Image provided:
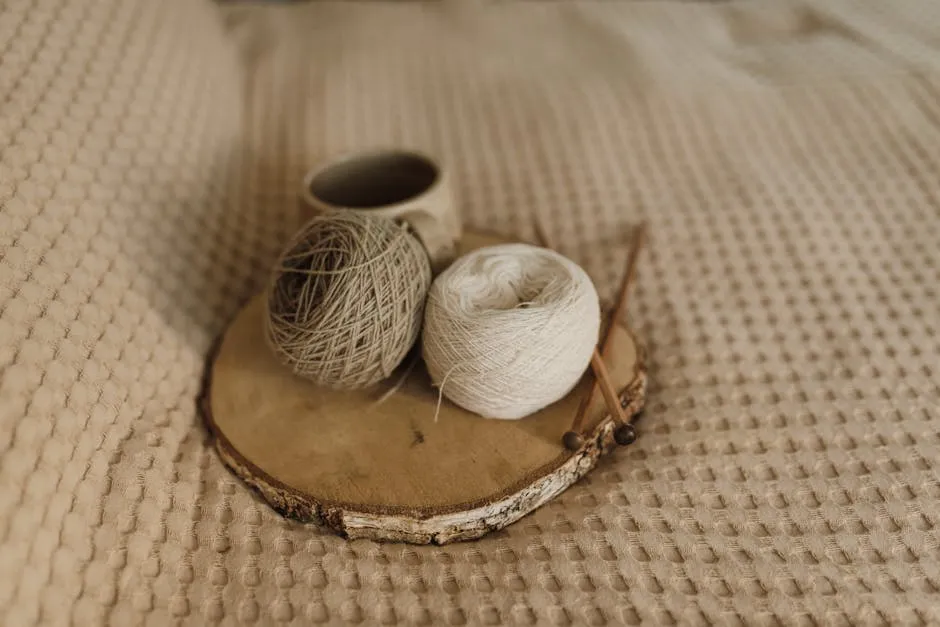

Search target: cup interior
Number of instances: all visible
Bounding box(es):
[307,151,439,209]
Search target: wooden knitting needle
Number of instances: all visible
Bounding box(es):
[531,220,632,448]
[563,222,646,450]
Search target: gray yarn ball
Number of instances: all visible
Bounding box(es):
[265,213,431,389]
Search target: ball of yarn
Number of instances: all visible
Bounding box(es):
[422,243,601,420]
[265,213,431,389]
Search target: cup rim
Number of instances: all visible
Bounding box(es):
[300,148,443,211]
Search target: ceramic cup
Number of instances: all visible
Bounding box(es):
[301,149,461,271]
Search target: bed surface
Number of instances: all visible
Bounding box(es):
[2,0,939,624]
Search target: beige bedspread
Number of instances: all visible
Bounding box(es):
[2,0,939,624]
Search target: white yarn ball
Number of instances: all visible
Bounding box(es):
[422,243,601,420]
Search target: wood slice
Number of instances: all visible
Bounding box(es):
[201,231,647,544]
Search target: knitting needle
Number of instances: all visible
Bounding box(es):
[531,220,632,449]
[563,222,646,450]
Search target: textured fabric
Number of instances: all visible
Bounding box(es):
[3,0,940,624]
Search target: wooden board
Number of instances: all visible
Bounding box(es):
[200,231,647,544]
